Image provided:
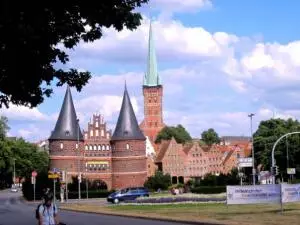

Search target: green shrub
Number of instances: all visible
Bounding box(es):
[190,186,226,194]
[144,170,171,190]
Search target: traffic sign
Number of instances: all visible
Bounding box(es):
[32,171,37,177]
[48,174,59,179]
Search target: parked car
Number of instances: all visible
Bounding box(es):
[107,187,149,204]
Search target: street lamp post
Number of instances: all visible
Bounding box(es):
[248,113,256,185]
[77,118,81,200]
[13,158,16,186]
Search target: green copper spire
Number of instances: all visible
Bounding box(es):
[144,21,161,86]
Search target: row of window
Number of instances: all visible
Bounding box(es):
[84,130,110,139]
[85,164,109,171]
[85,145,110,151]
[58,143,131,151]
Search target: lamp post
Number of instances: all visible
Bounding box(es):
[13,158,16,186]
[248,113,256,185]
[77,118,81,200]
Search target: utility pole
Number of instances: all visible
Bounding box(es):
[13,158,16,186]
[248,113,256,185]
[77,118,81,200]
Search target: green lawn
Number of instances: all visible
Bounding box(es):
[61,202,300,225]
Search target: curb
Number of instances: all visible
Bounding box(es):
[60,207,224,225]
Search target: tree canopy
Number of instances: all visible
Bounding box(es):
[201,128,220,145]
[0,116,49,189]
[155,125,192,144]
[0,1,148,108]
[253,118,300,179]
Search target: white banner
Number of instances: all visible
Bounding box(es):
[281,183,300,203]
[227,185,281,205]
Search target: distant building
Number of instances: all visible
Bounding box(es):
[155,138,251,184]
[220,136,251,145]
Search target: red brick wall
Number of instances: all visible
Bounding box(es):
[49,140,84,173]
[140,86,165,145]
[112,173,147,190]
[110,139,147,190]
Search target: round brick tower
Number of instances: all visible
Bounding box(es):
[110,84,147,190]
[48,86,84,181]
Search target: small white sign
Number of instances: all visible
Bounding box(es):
[238,157,253,168]
[287,168,296,175]
[31,176,36,185]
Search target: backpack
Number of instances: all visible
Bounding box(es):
[35,204,56,220]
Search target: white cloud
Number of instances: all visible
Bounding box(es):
[69,16,239,66]
[0,104,50,121]
[150,0,212,13]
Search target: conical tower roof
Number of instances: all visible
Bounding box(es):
[144,21,161,87]
[49,86,83,141]
[111,84,145,141]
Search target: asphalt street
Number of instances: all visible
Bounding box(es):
[0,190,206,225]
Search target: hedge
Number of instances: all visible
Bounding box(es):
[190,186,226,194]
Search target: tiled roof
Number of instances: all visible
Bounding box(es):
[155,140,171,162]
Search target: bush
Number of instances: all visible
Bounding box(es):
[190,186,226,194]
[124,196,226,204]
[144,171,171,191]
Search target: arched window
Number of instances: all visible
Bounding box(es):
[98,145,101,150]
[126,143,130,150]
[102,145,105,150]
[76,143,78,149]
[106,145,110,150]
[60,143,63,149]
[95,130,99,136]
[90,130,93,137]
[95,121,99,127]
[101,130,104,137]
[94,145,97,150]
[85,145,88,150]
[89,145,92,150]
[106,133,110,139]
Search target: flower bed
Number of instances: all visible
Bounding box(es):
[123,196,226,204]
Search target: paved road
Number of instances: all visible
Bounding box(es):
[0,190,214,225]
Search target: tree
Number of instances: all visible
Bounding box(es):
[0,116,9,140]
[155,125,192,144]
[253,118,300,179]
[0,1,149,108]
[201,128,220,145]
[144,170,171,190]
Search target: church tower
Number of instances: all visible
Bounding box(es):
[49,86,84,178]
[140,21,165,147]
[110,84,147,189]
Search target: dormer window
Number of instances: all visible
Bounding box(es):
[126,143,130,150]
[60,143,63,149]
[124,130,129,136]
[65,131,70,136]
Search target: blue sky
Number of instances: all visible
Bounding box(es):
[2,0,300,141]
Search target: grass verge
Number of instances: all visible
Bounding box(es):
[60,202,300,225]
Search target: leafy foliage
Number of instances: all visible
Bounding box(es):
[253,118,300,179]
[0,1,148,107]
[155,125,192,144]
[144,170,172,191]
[201,128,220,145]
[0,117,49,189]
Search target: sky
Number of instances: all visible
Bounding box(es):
[2,0,300,142]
